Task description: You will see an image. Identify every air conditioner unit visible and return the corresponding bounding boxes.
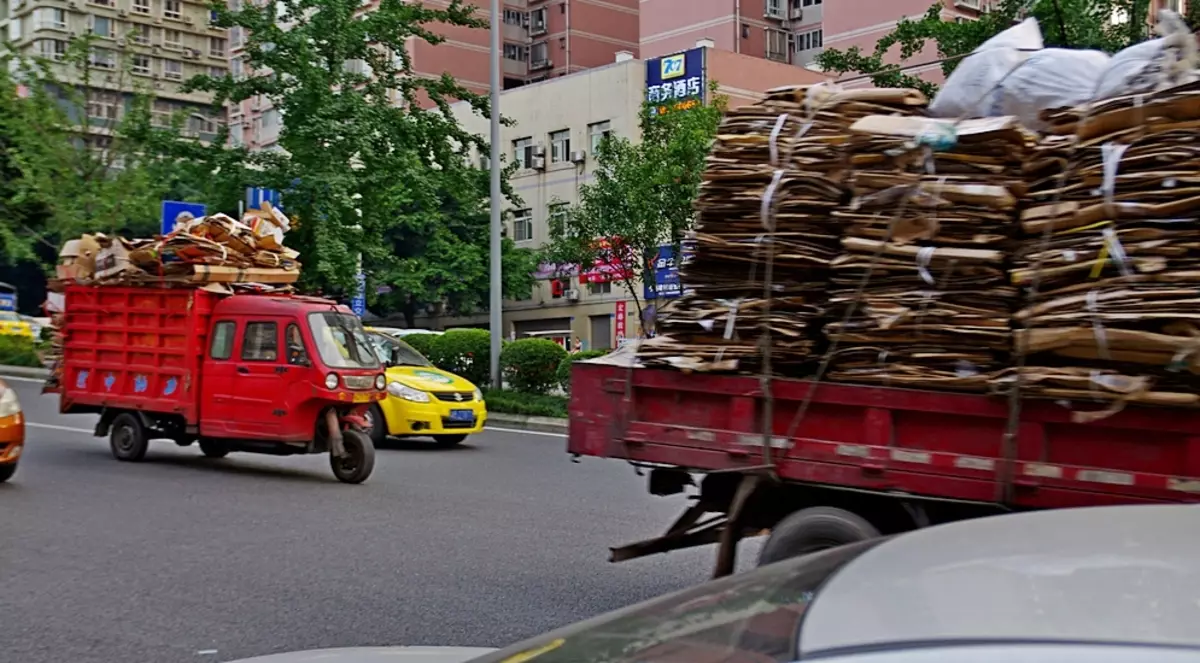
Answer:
[569,150,586,164]
[183,16,194,24]
[478,155,489,169]
[118,9,127,16]
[565,289,580,301]
[531,156,546,170]
[532,144,545,157]
[789,7,803,19]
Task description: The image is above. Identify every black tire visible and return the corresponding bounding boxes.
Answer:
[109,413,150,462]
[365,404,387,448]
[0,462,16,483]
[331,429,375,484]
[198,439,229,458]
[758,506,880,567]
[433,434,467,448]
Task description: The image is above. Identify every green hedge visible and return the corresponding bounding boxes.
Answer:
[401,333,440,361]
[556,349,609,393]
[434,329,493,387]
[500,338,567,395]
[0,335,43,368]
[483,389,568,418]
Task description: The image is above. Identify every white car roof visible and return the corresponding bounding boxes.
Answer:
[801,505,1200,655]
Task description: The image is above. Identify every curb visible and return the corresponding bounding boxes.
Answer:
[0,365,50,379]
[485,412,568,435]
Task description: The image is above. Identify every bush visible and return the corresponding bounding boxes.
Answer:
[483,389,568,418]
[434,329,494,386]
[401,334,440,363]
[500,338,568,395]
[0,335,43,368]
[557,349,609,393]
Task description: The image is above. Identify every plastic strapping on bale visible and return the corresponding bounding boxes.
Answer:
[1086,289,1112,360]
[768,113,789,167]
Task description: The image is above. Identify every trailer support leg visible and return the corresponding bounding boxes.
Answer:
[713,474,761,579]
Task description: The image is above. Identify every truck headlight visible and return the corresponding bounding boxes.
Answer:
[324,373,339,390]
[387,382,430,403]
[375,374,386,390]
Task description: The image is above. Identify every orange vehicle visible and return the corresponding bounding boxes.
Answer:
[0,377,25,483]
[56,285,387,483]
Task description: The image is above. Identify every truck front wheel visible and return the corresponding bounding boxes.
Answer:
[109,413,149,462]
[758,506,880,566]
[198,439,229,458]
[330,429,375,484]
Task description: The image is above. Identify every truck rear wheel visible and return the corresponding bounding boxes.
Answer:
[109,413,149,462]
[331,429,375,484]
[758,506,880,566]
[0,462,17,483]
[198,439,229,458]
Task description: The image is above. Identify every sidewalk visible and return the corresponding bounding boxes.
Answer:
[0,365,50,379]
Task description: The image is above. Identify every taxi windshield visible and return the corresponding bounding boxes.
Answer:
[368,332,431,367]
[307,312,381,369]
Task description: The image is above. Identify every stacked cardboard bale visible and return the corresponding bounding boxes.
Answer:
[997,83,1200,408]
[822,115,1036,391]
[642,85,927,373]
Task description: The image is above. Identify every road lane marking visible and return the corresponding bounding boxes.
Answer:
[485,425,565,438]
[25,422,94,435]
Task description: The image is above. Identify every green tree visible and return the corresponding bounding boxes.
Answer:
[816,0,1153,98]
[541,93,725,328]
[187,0,535,317]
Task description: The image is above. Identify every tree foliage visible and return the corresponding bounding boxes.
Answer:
[816,0,1154,98]
[541,93,725,326]
[187,0,534,319]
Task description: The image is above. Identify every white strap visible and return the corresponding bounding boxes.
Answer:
[916,246,936,285]
[768,113,789,166]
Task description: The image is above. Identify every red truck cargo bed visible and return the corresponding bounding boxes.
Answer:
[569,362,1200,509]
[60,285,217,423]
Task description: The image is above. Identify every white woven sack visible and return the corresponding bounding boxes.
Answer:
[929,17,1044,120]
[997,48,1111,130]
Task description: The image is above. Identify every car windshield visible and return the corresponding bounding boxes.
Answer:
[368,332,431,367]
[307,312,381,369]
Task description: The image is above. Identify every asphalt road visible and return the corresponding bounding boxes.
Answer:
[0,377,760,663]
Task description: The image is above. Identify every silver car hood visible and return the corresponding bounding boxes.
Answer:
[229,646,496,663]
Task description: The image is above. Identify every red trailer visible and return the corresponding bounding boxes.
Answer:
[569,360,1200,576]
[57,285,387,483]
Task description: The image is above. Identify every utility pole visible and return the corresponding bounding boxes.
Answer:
[489,0,503,389]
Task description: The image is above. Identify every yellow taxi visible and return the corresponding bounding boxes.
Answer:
[0,311,34,339]
[0,377,25,482]
[364,328,486,447]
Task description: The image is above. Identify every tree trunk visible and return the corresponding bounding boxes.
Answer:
[402,296,417,329]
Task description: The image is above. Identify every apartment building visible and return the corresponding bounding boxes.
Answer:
[1,0,228,141]
[409,44,824,348]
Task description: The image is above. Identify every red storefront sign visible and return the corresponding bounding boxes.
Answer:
[615,300,627,341]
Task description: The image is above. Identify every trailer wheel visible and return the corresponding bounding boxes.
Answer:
[198,439,229,459]
[331,429,375,484]
[109,413,150,462]
[758,506,880,566]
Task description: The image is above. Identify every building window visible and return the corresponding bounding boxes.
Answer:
[802,0,822,5]
[765,28,789,62]
[131,23,151,45]
[230,57,244,79]
[587,282,612,296]
[548,202,569,231]
[188,113,218,136]
[530,41,548,67]
[152,100,174,127]
[209,66,225,78]
[529,7,547,34]
[261,108,281,132]
[796,28,823,52]
[88,0,114,6]
[34,8,67,30]
[765,0,783,18]
[90,16,113,38]
[512,208,533,242]
[588,120,612,154]
[502,8,522,25]
[503,42,527,62]
[164,0,182,19]
[133,0,151,13]
[36,39,67,60]
[229,122,244,147]
[163,58,183,80]
[210,37,226,57]
[512,136,532,169]
[90,48,117,69]
[549,129,570,163]
[230,26,245,49]
[87,93,121,121]
[163,28,182,48]
[132,54,151,74]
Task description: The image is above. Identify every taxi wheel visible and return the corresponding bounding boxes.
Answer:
[331,429,375,484]
[433,434,467,448]
[365,404,387,448]
[110,413,149,462]
[198,439,229,459]
[0,462,16,483]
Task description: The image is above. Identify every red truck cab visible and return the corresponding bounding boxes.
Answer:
[59,285,386,483]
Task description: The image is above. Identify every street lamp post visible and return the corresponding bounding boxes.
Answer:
[488,0,503,389]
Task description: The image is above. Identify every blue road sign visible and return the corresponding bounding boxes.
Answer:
[161,201,207,236]
[246,187,283,210]
[351,271,367,317]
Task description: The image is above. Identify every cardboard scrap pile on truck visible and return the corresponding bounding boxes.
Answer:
[46,201,388,484]
[569,11,1200,575]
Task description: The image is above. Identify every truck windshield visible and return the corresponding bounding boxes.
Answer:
[307,312,381,369]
